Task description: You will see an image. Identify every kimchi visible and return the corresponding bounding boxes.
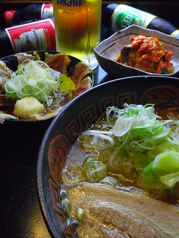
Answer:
[114,35,174,74]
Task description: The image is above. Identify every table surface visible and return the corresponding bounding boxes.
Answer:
[1,4,179,238]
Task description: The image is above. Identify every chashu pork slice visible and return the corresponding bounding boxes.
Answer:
[67,183,179,238]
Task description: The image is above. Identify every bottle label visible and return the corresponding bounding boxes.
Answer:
[5,19,56,53]
[56,0,82,12]
[57,0,81,7]
[4,10,16,26]
[41,4,53,19]
[111,4,156,32]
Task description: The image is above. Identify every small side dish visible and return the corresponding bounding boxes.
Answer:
[114,35,174,74]
[94,25,179,77]
[0,51,93,123]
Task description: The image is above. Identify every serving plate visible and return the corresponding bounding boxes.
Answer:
[37,75,179,238]
[0,50,93,121]
[0,50,93,158]
[94,25,179,78]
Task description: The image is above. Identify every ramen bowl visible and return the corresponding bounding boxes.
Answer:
[37,75,179,238]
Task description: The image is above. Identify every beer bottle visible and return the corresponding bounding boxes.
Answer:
[0,4,53,27]
[102,3,178,37]
[0,17,56,58]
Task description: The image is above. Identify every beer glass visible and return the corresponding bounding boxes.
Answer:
[52,0,102,68]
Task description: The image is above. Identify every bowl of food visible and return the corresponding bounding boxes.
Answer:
[37,75,179,238]
[94,25,179,78]
[0,50,93,158]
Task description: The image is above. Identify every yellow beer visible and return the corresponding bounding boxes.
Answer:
[52,0,101,68]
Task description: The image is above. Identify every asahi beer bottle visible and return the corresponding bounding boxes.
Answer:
[0,4,53,27]
[102,3,178,37]
[0,17,56,58]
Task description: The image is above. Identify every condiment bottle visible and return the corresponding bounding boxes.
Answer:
[0,4,53,27]
[102,3,178,37]
[0,17,56,58]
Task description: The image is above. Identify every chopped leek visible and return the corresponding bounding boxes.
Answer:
[80,103,172,152]
[147,140,179,161]
[83,159,108,183]
[160,172,179,188]
[4,60,59,105]
[76,208,85,221]
[113,117,132,136]
[77,103,179,192]
[129,152,150,172]
[107,150,135,176]
[153,150,179,173]
[138,150,179,189]
[4,59,76,108]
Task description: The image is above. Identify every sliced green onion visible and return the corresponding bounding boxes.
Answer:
[83,160,108,183]
[76,208,85,221]
[75,103,179,191]
[113,117,132,136]
[5,60,59,105]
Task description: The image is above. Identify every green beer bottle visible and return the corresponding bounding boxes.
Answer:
[102,3,178,37]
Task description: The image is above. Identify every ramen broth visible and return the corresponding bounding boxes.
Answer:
[61,105,179,237]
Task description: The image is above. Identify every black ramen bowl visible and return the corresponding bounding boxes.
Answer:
[37,75,179,238]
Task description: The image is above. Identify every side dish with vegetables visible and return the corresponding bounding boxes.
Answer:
[114,35,174,74]
[0,52,92,122]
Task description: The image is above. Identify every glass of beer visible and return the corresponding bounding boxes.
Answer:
[52,0,102,69]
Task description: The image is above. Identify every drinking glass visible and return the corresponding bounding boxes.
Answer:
[52,0,102,69]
